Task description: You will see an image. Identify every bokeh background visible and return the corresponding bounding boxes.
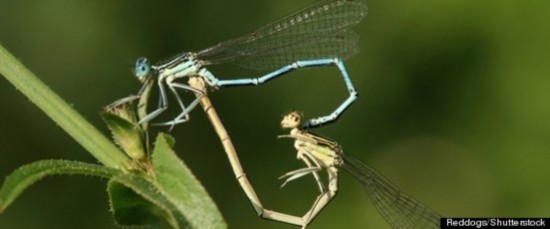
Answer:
[1,0,550,228]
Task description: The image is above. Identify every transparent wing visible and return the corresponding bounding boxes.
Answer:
[341,154,441,229]
[196,0,367,71]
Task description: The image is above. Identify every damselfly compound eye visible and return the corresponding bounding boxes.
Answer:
[135,58,150,79]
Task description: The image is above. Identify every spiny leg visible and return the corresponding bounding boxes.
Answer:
[300,150,327,193]
[138,76,168,125]
[278,132,339,227]
[278,135,326,192]
[107,77,153,108]
[108,95,140,108]
[302,166,338,227]
[153,82,205,128]
[279,167,322,188]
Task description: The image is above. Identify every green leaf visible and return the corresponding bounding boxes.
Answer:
[0,44,225,229]
[108,181,165,228]
[152,133,227,229]
[101,110,146,161]
[108,176,188,229]
[0,160,120,212]
[0,45,131,170]
[106,134,226,228]
[137,78,155,132]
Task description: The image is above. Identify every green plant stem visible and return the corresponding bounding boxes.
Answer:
[0,45,131,171]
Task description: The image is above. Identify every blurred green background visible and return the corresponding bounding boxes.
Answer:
[1,0,550,228]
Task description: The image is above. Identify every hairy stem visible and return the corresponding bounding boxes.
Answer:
[0,45,131,170]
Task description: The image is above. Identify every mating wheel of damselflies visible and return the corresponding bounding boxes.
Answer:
[110,0,367,130]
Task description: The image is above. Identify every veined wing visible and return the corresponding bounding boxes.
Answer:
[341,154,441,229]
[197,0,367,71]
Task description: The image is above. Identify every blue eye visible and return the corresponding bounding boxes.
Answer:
[135,58,150,78]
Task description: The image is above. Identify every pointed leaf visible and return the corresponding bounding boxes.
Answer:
[152,133,226,228]
[101,110,146,160]
[0,160,119,212]
[108,181,165,228]
[108,175,189,229]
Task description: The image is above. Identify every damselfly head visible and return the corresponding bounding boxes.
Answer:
[134,58,152,82]
[281,111,302,129]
